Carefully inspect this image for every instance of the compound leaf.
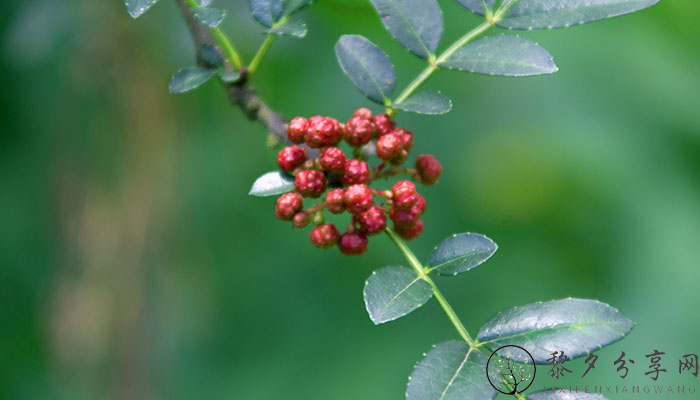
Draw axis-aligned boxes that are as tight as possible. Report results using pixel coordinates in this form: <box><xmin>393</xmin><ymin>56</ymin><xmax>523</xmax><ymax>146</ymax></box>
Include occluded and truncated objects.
<box><xmin>283</xmin><ymin>0</ymin><xmax>313</xmax><ymax>16</ymax></box>
<box><xmin>462</xmin><ymin>0</ymin><xmax>659</xmax><ymax>30</ymax></box>
<box><xmin>407</xmin><ymin>342</ymin><xmax>496</xmax><ymax>400</ymax></box>
<box><xmin>265</xmin><ymin>19</ymin><xmax>307</xmax><ymax>38</ymax></box>
<box><xmin>249</xmin><ymin>171</ymin><xmax>295</xmax><ymax>196</ymax></box>
<box><xmin>169</xmin><ymin>67</ymin><xmax>215</xmax><ymax>94</ymax></box>
<box><xmin>455</xmin><ymin>0</ymin><xmax>498</xmax><ymax>15</ymax></box>
<box><xmin>369</xmin><ymin>0</ymin><xmax>443</xmax><ymax>58</ymax></box>
<box><xmin>192</xmin><ymin>7</ymin><xmax>227</xmax><ymax>28</ymax></box>
<box><xmin>440</xmin><ymin>35</ymin><xmax>557</xmax><ymax>76</ymax></box>
<box><xmin>428</xmin><ymin>233</ymin><xmax>497</xmax><ymax>276</ymax></box>
<box><xmin>335</xmin><ymin>35</ymin><xmax>395</xmax><ymax>104</ymax></box>
<box><xmin>251</xmin><ymin>0</ymin><xmax>283</xmax><ymax>27</ymax></box>
<box><xmin>124</xmin><ymin>0</ymin><xmax>159</xmax><ymax>18</ymax></box>
<box><xmin>529</xmin><ymin>392</ymin><xmax>609</xmax><ymax>400</ymax></box>
<box><xmin>363</xmin><ymin>267</ymin><xmax>433</xmax><ymax>324</ymax></box>
<box><xmin>392</xmin><ymin>92</ymin><xmax>452</xmax><ymax>115</ymax></box>
<box><xmin>477</xmin><ymin>298</ymin><xmax>634</xmax><ymax>363</ymax></box>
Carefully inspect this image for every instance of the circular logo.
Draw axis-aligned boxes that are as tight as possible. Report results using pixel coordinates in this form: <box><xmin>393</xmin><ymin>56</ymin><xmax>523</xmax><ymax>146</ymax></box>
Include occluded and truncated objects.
<box><xmin>486</xmin><ymin>345</ymin><xmax>536</xmax><ymax>395</ymax></box>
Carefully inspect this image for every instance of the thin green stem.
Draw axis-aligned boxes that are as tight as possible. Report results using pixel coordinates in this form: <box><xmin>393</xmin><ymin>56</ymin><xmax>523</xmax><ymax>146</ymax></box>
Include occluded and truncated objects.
<box><xmin>184</xmin><ymin>0</ymin><xmax>243</xmax><ymax>69</ymax></box>
<box><xmin>212</xmin><ymin>27</ymin><xmax>243</xmax><ymax>69</ymax></box>
<box><xmin>248</xmin><ymin>15</ymin><xmax>290</xmax><ymax>75</ymax></box>
<box><xmin>248</xmin><ymin>34</ymin><xmax>276</xmax><ymax>74</ymax></box>
<box><xmin>391</xmin><ymin>20</ymin><xmax>494</xmax><ymax>108</ymax></box>
<box><xmin>388</xmin><ymin>0</ymin><xmax>523</xmax><ymax>111</ymax></box>
<box><xmin>385</xmin><ymin>228</ymin><xmax>475</xmax><ymax>347</ymax></box>
<box><xmin>436</xmin><ymin>21</ymin><xmax>494</xmax><ymax>65</ymax></box>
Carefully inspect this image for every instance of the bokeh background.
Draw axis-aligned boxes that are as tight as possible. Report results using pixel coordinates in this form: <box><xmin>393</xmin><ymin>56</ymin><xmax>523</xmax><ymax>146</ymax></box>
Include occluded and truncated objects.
<box><xmin>1</xmin><ymin>0</ymin><xmax>699</xmax><ymax>399</ymax></box>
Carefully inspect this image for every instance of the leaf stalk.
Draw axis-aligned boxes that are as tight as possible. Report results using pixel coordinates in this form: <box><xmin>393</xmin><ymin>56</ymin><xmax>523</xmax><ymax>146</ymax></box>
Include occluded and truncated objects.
<box><xmin>385</xmin><ymin>228</ymin><xmax>475</xmax><ymax>347</ymax></box>
<box><xmin>390</xmin><ymin>20</ymin><xmax>494</xmax><ymax>110</ymax></box>
<box><xmin>184</xmin><ymin>0</ymin><xmax>243</xmax><ymax>69</ymax></box>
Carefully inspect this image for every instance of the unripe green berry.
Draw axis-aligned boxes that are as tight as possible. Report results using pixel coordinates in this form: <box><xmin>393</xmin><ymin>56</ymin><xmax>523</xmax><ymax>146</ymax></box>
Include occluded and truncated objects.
<box><xmin>312</xmin><ymin>210</ymin><xmax>325</xmax><ymax>226</ymax></box>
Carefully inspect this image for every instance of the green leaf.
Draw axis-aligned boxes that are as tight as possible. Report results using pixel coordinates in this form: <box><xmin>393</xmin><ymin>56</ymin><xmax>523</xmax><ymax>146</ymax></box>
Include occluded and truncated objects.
<box><xmin>369</xmin><ymin>0</ymin><xmax>443</xmax><ymax>59</ymax></box>
<box><xmin>249</xmin><ymin>171</ymin><xmax>295</xmax><ymax>196</ymax></box>
<box><xmin>250</xmin><ymin>0</ymin><xmax>283</xmax><ymax>27</ymax></box>
<box><xmin>427</xmin><ymin>233</ymin><xmax>497</xmax><ymax>276</ymax></box>
<box><xmin>219</xmin><ymin>71</ymin><xmax>241</xmax><ymax>83</ymax></box>
<box><xmin>529</xmin><ymin>392</ymin><xmax>609</xmax><ymax>400</ymax></box>
<box><xmin>193</xmin><ymin>0</ymin><xmax>211</xmax><ymax>6</ymax></box>
<box><xmin>335</xmin><ymin>35</ymin><xmax>395</xmax><ymax>104</ymax></box>
<box><xmin>283</xmin><ymin>0</ymin><xmax>313</xmax><ymax>16</ymax></box>
<box><xmin>363</xmin><ymin>267</ymin><xmax>433</xmax><ymax>324</ymax></box>
<box><xmin>199</xmin><ymin>44</ymin><xmax>223</xmax><ymax>67</ymax></box>
<box><xmin>463</xmin><ymin>0</ymin><xmax>659</xmax><ymax>30</ymax></box>
<box><xmin>124</xmin><ymin>0</ymin><xmax>159</xmax><ymax>19</ymax></box>
<box><xmin>407</xmin><ymin>342</ymin><xmax>496</xmax><ymax>400</ymax></box>
<box><xmin>265</xmin><ymin>19</ymin><xmax>307</xmax><ymax>38</ymax></box>
<box><xmin>192</xmin><ymin>7</ymin><xmax>227</xmax><ymax>28</ymax></box>
<box><xmin>168</xmin><ymin>67</ymin><xmax>216</xmax><ymax>94</ymax></box>
<box><xmin>392</xmin><ymin>92</ymin><xmax>452</xmax><ymax>115</ymax></box>
<box><xmin>456</xmin><ymin>0</ymin><xmax>497</xmax><ymax>15</ymax></box>
<box><xmin>440</xmin><ymin>35</ymin><xmax>557</xmax><ymax>77</ymax></box>
<box><xmin>477</xmin><ymin>298</ymin><xmax>634</xmax><ymax>363</ymax></box>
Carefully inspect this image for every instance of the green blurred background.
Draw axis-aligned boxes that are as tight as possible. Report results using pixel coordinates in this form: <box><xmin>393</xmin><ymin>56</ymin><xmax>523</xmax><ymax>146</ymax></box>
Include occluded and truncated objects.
<box><xmin>1</xmin><ymin>0</ymin><xmax>699</xmax><ymax>399</ymax></box>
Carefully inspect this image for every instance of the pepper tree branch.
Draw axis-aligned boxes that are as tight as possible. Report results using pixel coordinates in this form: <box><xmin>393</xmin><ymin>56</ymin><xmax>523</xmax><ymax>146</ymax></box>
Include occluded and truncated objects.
<box><xmin>175</xmin><ymin>0</ymin><xmax>289</xmax><ymax>144</ymax></box>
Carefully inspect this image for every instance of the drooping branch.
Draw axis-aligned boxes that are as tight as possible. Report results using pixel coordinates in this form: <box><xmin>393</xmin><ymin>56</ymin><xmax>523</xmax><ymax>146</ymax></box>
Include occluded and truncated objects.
<box><xmin>174</xmin><ymin>0</ymin><xmax>288</xmax><ymax>144</ymax></box>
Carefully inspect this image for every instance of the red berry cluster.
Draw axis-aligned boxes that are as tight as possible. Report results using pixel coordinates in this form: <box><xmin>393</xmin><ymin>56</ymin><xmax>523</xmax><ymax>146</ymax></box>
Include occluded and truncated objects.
<box><xmin>274</xmin><ymin>108</ymin><xmax>443</xmax><ymax>255</ymax></box>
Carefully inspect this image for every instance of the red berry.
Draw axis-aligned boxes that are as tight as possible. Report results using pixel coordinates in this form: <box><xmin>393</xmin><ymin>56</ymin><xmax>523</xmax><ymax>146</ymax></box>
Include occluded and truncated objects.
<box><xmin>306</xmin><ymin>115</ymin><xmax>324</xmax><ymax>132</ymax></box>
<box><xmin>287</xmin><ymin>117</ymin><xmax>307</xmax><ymax>144</ymax></box>
<box><xmin>414</xmin><ymin>194</ymin><xmax>426</xmax><ymax>216</ymax></box>
<box><xmin>319</xmin><ymin>147</ymin><xmax>346</xmax><ymax>173</ymax></box>
<box><xmin>373</xmin><ymin>113</ymin><xmax>396</xmax><ymax>136</ymax></box>
<box><xmin>392</xmin><ymin>180</ymin><xmax>417</xmax><ymax>201</ymax></box>
<box><xmin>353</xmin><ymin>108</ymin><xmax>373</xmax><ymax>120</ymax></box>
<box><xmin>275</xmin><ymin>192</ymin><xmax>303</xmax><ymax>221</ymax></box>
<box><xmin>295</xmin><ymin>170</ymin><xmax>326</xmax><ymax>198</ymax></box>
<box><xmin>310</xmin><ymin>224</ymin><xmax>340</xmax><ymax>249</ymax></box>
<box><xmin>393</xmin><ymin>190</ymin><xmax>418</xmax><ymax>210</ymax></box>
<box><xmin>341</xmin><ymin>159</ymin><xmax>370</xmax><ymax>185</ymax></box>
<box><xmin>415</xmin><ymin>154</ymin><xmax>442</xmax><ymax>185</ymax></box>
<box><xmin>305</xmin><ymin>116</ymin><xmax>343</xmax><ymax>148</ymax></box>
<box><xmin>277</xmin><ymin>146</ymin><xmax>307</xmax><ymax>172</ymax></box>
<box><xmin>356</xmin><ymin>206</ymin><xmax>387</xmax><ymax>235</ymax></box>
<box><xmin>395</xmin><ymin>219</ymin><xmax>424</xmax><ymax>241</ymax></box>
<box><xmin>391</xmin><ymin>149</ymin><xmax>409</xmax><ymax>165</ymax></box>
<box><xmin>338</xmin><ymin>231</ymin><xmax>368</xmax><ymax>255</ymax></box>
<box><xmin>376</xmin><ymin>133</ymin><xmax>403</xmax><ymax>161</ymax></box>
<box><xmin>392</xmin><ymin>128</ymin><xmax>414</xmax><ymax>151</ymax></box>
<box><xmin>325</xmin><ymin>188</ymin><xmax>345</xmax><ymax>214</ymax></box>
<box><xmin>293</xmin><ymin>212</ymin><xmax>311</xmax><ymax>228</ymax></box>
<box><xmin>389</xmin><ymin>206</ymin><xmax>421</xmax><ymax>229</ymax></box>
<box><xmin>344</xmin><ymin>184</ymin><xmax>373</xmax><ymax>214</ymax></box>
<box><xmin>344</xmin><ymin>116</ymin><xmax>374</xmax><ymax>147</ymax></box>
